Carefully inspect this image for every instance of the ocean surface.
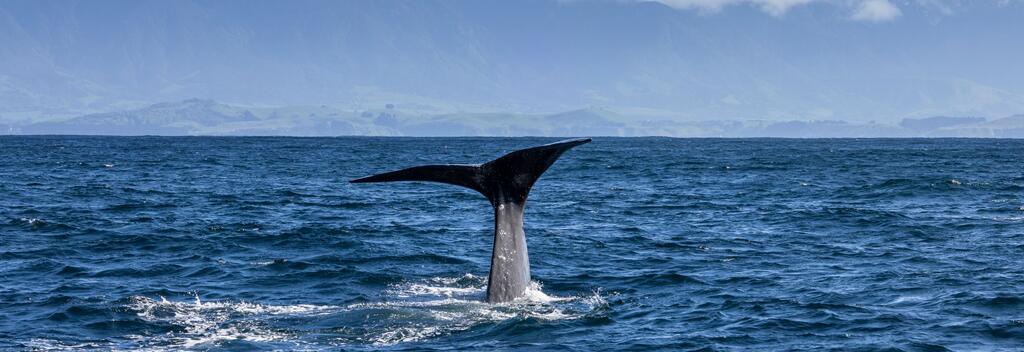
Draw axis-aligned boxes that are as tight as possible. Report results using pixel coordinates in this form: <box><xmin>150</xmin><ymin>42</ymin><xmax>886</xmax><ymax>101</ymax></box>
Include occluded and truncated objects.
<box><xmin>1</xmin><ymin>136</ymin><xmax>1022</xmax><ymax>351</ymax></box>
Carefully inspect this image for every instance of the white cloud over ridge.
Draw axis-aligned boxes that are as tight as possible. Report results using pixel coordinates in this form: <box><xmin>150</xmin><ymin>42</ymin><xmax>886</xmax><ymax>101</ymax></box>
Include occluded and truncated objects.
<box><xmin>647</xmin><ymin>0</ymin><xmax>903</xmax><ymax>21</ymax></box>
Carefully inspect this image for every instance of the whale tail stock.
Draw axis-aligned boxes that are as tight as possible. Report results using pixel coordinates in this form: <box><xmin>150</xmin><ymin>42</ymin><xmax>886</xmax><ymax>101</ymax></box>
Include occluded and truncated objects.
<box><xmin>350</xmin><ymin>138</ymin><xmax>591</xmax><ymax>303</ymax></box>
<box><xmin>349</xmin><ymin>138</ymin><xmax>591</xmax><ymax>206</ymax></box>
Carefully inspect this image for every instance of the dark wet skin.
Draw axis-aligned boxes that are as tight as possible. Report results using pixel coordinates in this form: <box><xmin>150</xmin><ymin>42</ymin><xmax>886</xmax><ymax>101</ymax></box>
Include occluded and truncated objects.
<box><xmin>351</xmin><ymin>138</ymin><xmax>591</xmax><ymax>303</ymax></box>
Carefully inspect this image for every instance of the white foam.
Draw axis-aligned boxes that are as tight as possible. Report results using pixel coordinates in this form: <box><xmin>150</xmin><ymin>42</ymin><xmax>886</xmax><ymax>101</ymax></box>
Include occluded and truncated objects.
<box><xmin>133</xmin><ymin>294</ymin><xmax>338</xmax><ymax>316</ymax></box>
<box><xmin>123</xmin><ymin>294</ymin><xmax>338</xmax><ymax>349</ymax></box>
<box><xmin>19</xmin><ymin>217</ymin><xmax>42</xmax><ymax>225</ymax></box>
<box><xmin>397</xmin><ymin>283</ymin><xmax>483</xmax><ymax>298</ymax></box>
<box><xmin>518</xmin><ymin>281</ymin><xmax>571</xmax><ymax>304</ymax></box>
<box><xmin>353</xmin><ymin>275</ymin><xmax>605</xmax><ymax>345</ymax></box>
<box><xmin>387</xmin><ymin>273</ymin><xmax>486</xmax><ymax>299</ymax></box>
<box><xmin>106</xmin><ymin>275</ymin><xmax>606</xmax><ymax>348</ymax></box>
<box><xmin>583</xmin><ymin>289</ymin><xmax>609</xmax><ymax>308</ymax></box>
<box><xmin>887</xmin><ymin>294</ymin><xmax>928</xmax><ymax>305</ymax></box>
<box><xmin>374</xmin><ymin>326</ymin><xmax>445</xmax><ymax>345</ymax></box>
<box><xmin>22</xmin><ymin>339</ymin><xmax>101</xmax><ymax>351</ymax></box>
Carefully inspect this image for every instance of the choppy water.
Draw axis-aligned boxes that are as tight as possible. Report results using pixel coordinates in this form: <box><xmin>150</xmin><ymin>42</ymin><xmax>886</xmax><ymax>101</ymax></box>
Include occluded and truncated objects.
<box><xmin>1</xmin><ymin>136</ymin><xmax>1022</xmax><ymax>351</ymax></box>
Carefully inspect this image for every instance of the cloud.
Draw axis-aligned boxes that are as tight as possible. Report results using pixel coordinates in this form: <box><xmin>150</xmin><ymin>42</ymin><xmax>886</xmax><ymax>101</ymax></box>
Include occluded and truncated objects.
<box><xmin>646</xmin><ymin>0</ymin><xmax>904</xmax><ymax>21</ymax></box>
<box><xmin>850</xmin><ymin>0</ymin><xmax>902</xmax><ymax>21</ymax></box>
<box><xmin>913</xmin><ymin>0</ymin><xmax>953</xmax><ymax>15</ymax></box>
<box><xmin>649</xmin><ymin>0</ymin><xmax>817</xmax><ymax>16</ymax></box>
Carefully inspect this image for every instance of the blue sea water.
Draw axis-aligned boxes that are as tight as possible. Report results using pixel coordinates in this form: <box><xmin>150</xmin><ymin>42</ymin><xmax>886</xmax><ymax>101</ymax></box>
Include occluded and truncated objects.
<box><xmin>1</xmin><ymin>136</ymin><xmax>1022</xmax><ymax>351</ymax></box>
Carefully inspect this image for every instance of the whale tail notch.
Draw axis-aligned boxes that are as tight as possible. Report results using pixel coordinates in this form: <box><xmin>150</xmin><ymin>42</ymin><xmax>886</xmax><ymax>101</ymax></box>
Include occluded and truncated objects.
<box><xmin>350</xmin><ymin>138</ymin><xmax>591</xmax><ymax>205</ymax></box>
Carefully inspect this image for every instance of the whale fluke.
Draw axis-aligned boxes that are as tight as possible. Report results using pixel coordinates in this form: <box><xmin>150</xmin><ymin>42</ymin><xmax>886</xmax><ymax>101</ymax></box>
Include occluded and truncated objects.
<box><xmin>350</xmin><ymin>138</ymin><xmax>591</xmax><ymax>303</ymax></box>
<box><xmin>350</xmin><ymin>164</ymin><xmax>486</xmax><ymax>194</ymax></box>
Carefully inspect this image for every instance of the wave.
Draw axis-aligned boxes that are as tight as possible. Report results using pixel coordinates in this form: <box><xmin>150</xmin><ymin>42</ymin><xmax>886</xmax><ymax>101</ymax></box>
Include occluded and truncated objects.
<box><xmin>347</xmin><ymin>275</ymin><xmax>605</xmax><ymax>346</ymax></box>
<box><xmin>102</xmin><ymin>274</ymin><xmax>605</xmax><ymax>349</ymax></box>
<box><xmin>121</xmin><ymin>294</ymin><xmax>337</xmax><ymax>350</ymax></box>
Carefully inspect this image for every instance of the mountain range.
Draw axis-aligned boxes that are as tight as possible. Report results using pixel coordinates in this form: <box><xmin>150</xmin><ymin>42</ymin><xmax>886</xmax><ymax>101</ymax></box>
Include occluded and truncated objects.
<box><xmin>6</xmin><ymin>99</ymin><xmax>1023</xmax><ymax>137</ymax></box>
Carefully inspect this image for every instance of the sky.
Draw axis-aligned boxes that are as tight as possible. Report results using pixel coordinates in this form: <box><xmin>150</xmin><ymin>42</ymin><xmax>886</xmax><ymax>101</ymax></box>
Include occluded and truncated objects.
<box><xmin>1</xmin><ymin>0</ymin><xmax>1023</xmax><ymax>123</ymax></box>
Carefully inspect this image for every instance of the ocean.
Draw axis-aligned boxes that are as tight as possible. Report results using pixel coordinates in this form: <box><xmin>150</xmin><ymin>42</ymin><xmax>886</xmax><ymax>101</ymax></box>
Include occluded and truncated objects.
<box><xmin>1</xmin><ymin>136</ymin><xmax>1022</xmax><ymax>351</ymax></box>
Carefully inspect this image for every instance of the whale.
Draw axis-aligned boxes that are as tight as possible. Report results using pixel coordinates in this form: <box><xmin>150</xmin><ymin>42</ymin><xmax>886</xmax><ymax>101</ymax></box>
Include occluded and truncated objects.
<box><xmin>350</xmin><ymin>138</ymin><xmax>591</xmax><ymax>303</ymax></box>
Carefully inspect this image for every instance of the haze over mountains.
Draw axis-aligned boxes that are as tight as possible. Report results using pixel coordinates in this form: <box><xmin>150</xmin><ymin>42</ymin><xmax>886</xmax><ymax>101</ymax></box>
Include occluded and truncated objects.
<box><xmin>2</xmin><ymin>0</ymin><xmax>1024</xmax><ymax>136</ymax></box>
<box><xmin>7</xmin><ymin>99</ymin><xmax>1023</xmax><ymax>137</ymax></box>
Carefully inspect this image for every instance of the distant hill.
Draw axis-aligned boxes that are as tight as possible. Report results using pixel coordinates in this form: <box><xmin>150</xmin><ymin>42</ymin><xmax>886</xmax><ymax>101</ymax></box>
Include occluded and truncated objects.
<box><xmin>9</xmin><ymin>99</ymin><xmax>1024</xmax><ymax>137</ymax></box>
<box><xmin>899</xmin><ymin>116</ymin><xmax>988</xmax><ymax>134</ymax></box>
<box><xmin>925</xmin><ymin>115</ymin><xmax>1024</xmax><ymax>138</ymax></box>
<box><xmin>17</xmin><ymin>99</ymin><xmax>381</xmax><ymax>136</ymax></box>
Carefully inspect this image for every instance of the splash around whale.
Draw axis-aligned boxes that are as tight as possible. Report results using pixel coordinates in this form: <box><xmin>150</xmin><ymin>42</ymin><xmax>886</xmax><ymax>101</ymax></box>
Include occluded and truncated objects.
<box><xmin>351</xmin><ymin>138</ymin><xmax>591</xmax><ymax>303</ymax></box>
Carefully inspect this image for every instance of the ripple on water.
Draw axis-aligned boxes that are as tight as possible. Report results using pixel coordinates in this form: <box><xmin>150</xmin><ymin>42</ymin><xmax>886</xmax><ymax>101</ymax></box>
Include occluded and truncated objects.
<box><xmin>3</xmin><ymin>137</ymin><xmax>1023</xmax><ymax>351</ymax></box>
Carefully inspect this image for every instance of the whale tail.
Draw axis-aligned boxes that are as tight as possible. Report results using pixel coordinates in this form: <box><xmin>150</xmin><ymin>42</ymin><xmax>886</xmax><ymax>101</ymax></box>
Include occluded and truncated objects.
<box><xmin>350</xmin><ymin>138</ymin><xmax>591</xmax><ymax>303</ymax></box>
<box><xmin>350</xmin><ymin>138</ymin><xmax>591</xmax><ymax>205</ymax></box>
